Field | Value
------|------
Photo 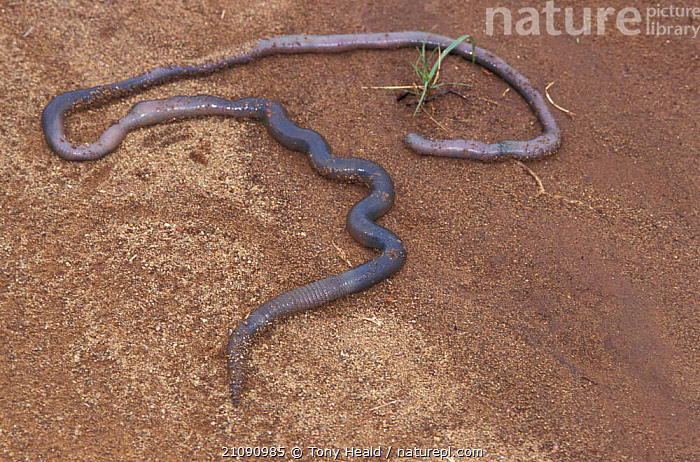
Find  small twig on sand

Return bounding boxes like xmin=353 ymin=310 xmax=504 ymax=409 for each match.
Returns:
xmin=369 ymin=400 xmax=398 ymax=412
xmin=399 ymin=87 xmax=469 ymax=105
xmin=362 ymin=316 xmax=382 ymax=327
xmin=545 ymin=81 xmax=575 ymax=117
xmin=332 ymin=241 xmax=353 ymax=267
xmin=514 ymin=160 xmax=546 ymax=195
xmin=419 ymin=105 xmax=450 ymax=133
xmin=514 ymin=160 xmax=592 ymax=209
xmin=478 ymin=96 xmax=500 ymax=106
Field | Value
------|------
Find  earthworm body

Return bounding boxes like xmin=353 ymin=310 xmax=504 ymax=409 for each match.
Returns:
xmin=42 ymin=32 xmax=561 ymax=400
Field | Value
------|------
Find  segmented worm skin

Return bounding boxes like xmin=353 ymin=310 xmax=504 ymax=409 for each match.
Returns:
xmin=44 ymin=93 xmax=406 ymax=400
xmin=42 ymin=31 xmax=560 ymax=162
xmin=223 ymin=99 xmax=405 ymax=399
xmin=42 ymin=31 xmax=561 ymax=401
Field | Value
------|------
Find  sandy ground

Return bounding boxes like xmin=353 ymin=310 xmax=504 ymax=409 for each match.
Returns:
xmin=1 ymin=0 xmax=697 ymax=460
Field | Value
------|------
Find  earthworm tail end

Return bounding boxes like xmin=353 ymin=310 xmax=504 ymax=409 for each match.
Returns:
xmin=227 ymin=102 xmax=405 ymax=400
xmin=42 ymin=91 xmax=406 ymax=401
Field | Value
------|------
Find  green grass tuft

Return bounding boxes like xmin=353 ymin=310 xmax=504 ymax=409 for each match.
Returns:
xmin=411 ymin=34 xmax=474 ymax=114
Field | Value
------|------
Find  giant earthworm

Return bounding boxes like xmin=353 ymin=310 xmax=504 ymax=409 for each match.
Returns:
xmin=42 ymin=31 xmax=561 ymax=401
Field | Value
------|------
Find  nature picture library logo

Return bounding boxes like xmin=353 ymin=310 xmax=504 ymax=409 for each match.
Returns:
xmin=485 ymin=1 xmax=700 ymax=38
